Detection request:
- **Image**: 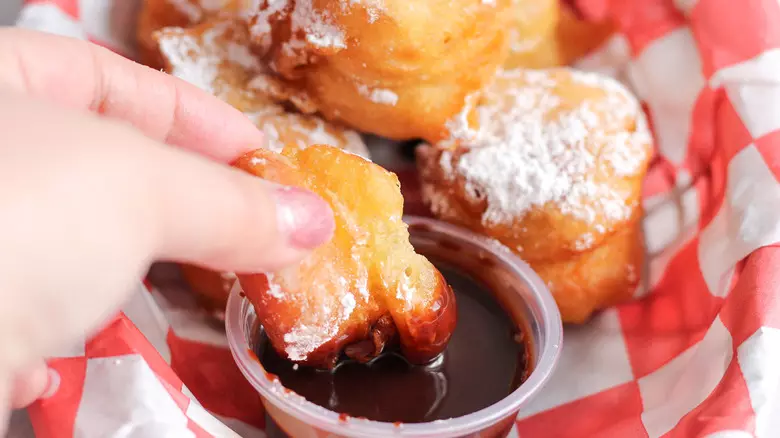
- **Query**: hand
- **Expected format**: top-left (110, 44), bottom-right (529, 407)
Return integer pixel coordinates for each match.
top-left (0, 28), bottom-right (334, 426)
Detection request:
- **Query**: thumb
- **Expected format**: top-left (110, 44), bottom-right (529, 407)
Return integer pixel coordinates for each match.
top-left (147, 146), bottom-right (335, 273)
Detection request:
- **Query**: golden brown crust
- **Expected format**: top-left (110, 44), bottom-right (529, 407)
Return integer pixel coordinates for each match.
top-left (505, 4), bottom-right (615, 69)
top-left (532, 211), bottom-right (644, 324)
top-left (247, 0), bottom-right (515, 142)
top-left (418, 68), bottom-right (652, 324)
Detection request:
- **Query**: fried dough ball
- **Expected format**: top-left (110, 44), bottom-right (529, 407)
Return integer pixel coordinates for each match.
top-left (154, 20), bottom-right (370, 312)
top-left (505, 3), bottom-right (614, 69)
top-left (136, 0), bottom-right (253, 67)
top-left (155, 19), bottom-right (369, 156)
top-left (417, 68), bottom-right (652, 323)
top-left (237, 145), bottom-right (457, 369)
top-left (247, 0), bottom-right (514, 142)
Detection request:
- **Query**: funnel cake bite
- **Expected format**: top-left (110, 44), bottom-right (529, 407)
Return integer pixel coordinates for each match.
top-left (236, 145), bottom-right (457, 369)
top-left (417, 68), bottom-right (652, 323)
top-left (247, 0), bottom-right (514, 142)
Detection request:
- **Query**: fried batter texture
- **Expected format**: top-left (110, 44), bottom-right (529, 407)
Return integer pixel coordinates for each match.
top-left (237, 145), bottom-right (457, 369)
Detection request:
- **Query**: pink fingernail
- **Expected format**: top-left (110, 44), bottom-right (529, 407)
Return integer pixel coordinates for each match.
top-left (274, 186), bottom-right (335, 249)
top-left (40, 368), bottom-right (60, 399)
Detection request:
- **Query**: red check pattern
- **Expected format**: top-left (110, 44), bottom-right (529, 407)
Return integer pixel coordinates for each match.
top-left (17, 0), bottom-right (780, 436)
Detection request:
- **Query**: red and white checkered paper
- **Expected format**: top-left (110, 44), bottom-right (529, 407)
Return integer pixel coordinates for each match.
top-left (15, 0), bottom-right (780, 436)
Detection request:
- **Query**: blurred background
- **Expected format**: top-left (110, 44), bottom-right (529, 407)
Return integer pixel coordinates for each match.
top-left (0, 0), bottom-right (22, 26)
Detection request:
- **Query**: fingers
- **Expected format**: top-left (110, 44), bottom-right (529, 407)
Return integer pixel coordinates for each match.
top-left (9, 361), bottom-right (49, 409)
top-left (0, 91), bottom-right (333, 273)
top-left (145, 143), bottom-right (336, 272)
top-left (0, 92), bottom-right (333, 373)
top-left (0, 27), bottom-right (261, 163)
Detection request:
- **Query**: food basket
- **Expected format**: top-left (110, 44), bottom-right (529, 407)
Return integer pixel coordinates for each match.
top-left (15, 0), bottom-right (780, 436)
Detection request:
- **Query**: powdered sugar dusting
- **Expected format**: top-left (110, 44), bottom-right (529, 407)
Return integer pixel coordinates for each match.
top-left (342, 0), bottom-right (385, 23)
top-left (251, 0), bottom-right (346, 52)
top-left (156, 22), bottom-right (259, 97)
top-left (263, 231), bottom-right (371, 362)
top-left (439, 68), bottom-right (651, 226)
top-left (356, 84), bottom-right (399, 106)
top-left (265, 273), bottom-right (286, 300)
top-left (250, 0), bottom-right (288, 36)
top-left (157, 28), bottom-right (219, 93)
top-left (244, 109), bottom-right (369, 157)
top-left (283, 323), bottom-right (336, 361)
top-left (293, 2), bottom-right (345, 49)
top-left (278, 263), bottom-right (362, 361)
top-left (340, 293), bottom-right (356, 316)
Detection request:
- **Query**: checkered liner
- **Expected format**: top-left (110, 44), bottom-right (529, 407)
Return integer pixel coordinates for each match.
top-left (16, 0), bottom-right (780, 437)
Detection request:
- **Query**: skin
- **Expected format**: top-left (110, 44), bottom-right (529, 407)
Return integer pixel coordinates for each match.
top-left (0, 27), bottom-right (335, 432)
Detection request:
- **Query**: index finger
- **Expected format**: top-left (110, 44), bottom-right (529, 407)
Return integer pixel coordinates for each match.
top-left (0, 27), bottom-right (261, 162)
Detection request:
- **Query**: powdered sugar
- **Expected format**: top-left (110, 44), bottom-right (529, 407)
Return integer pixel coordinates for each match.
top-left (264, 273), bottom-right (286, 300)
top-left (292, 2), bottom-right (344, 49)
top-left (244, 110), bottom-right (368, 156)
top-left (356, 84), bottom-right (399, 106)
top-left (340, 293), bottom-right (357, 317)
top-left (251, 0), bottom-right (288, 36)
top-left (277, 268), bottom-right (361, 361)
top-left (157, 28), bottom-right (220, 93)
top-left (156, 22), bottom-right (259, 97)
top-left (438, 68), bottom-right (651, 227)
top-left (251, 0), bottom-right (346, 52)
top-left (341, 0), bottom-right (384, 23)
top-left (283, 323), bottom-right (337, 361)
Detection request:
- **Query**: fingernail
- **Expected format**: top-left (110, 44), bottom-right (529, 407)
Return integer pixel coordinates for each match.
top-left (40, 368), bottom-right (60, 399)
top-left (274, 186), bottom-right (334, 249)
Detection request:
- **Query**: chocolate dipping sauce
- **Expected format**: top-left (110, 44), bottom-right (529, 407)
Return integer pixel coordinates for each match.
top-left (254, 262), bottom-right (529, 425)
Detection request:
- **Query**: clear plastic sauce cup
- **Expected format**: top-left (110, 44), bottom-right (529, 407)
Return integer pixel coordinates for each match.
top-left (226, 216), bottom-right (563, 438)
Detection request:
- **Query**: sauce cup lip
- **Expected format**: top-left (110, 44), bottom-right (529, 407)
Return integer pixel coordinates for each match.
top-left (226, 216), bottom-right (563, 437)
